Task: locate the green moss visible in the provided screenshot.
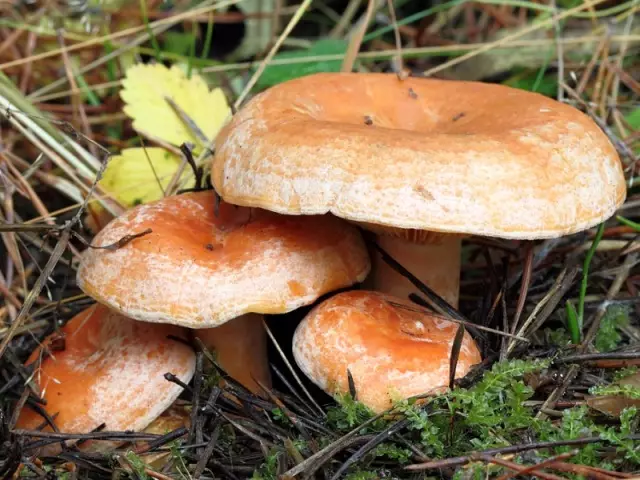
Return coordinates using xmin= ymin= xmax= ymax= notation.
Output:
xmin=595 ymin=305 xmax=630 ymax=352
xmin=329 ymin=359 xmax=640 ymax=476
xmin=326 ymin=392 xmax=381 ymax=432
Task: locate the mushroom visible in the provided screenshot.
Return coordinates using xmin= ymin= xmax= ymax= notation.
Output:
xmin=16 ymin=304 xmax=195 ymax=444
xmin=77 ymin=190 xmax=371 ymax=393
xmin=292 ymin=290 xmax=481 ymax=412
xmin=212 ymin=72 xmax=626 ymax=307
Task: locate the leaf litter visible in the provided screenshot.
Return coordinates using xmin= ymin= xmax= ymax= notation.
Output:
xmin=1 ymin=1 xmax=640 ymax=478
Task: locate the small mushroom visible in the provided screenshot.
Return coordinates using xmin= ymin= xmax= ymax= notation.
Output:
xmin=77 ymin=191 xmax=371 ymax=393
xmin=16 ymin=304 xmax=195 ymax=442
xmin=213 ymin=72 xmax=626 ymax=307
xmin=292 ymin=290 xmax=481 ymax=412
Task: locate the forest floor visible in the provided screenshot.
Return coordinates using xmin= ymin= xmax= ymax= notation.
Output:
xmin=1 ymin=0 xmax=640 ymax=478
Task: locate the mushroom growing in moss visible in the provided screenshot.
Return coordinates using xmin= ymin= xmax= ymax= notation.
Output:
xmin=292 ymin=290 xmax=481 ymax=412
xmin=212 ymin=71 xmax=626 ymax=410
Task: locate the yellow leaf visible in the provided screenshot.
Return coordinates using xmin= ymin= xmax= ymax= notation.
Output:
xmin=120 ymin=63 xmax=231 ymax=150
xmin=99 ymin=147 xmax=194 ymax=208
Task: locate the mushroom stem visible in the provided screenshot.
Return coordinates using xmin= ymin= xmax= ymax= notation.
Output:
xmin=370 ymin=235 xmax=461 ymax=308
xmin=195 ymin=313 xmax=271 ymax=394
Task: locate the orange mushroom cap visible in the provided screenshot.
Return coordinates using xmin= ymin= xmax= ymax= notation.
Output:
xmin=213 ymin=72 xmax=625 ymax=239
xmin=77 ymin=191 xmax=370 ymax=328
xmin=292 ymin=291 xmax=481 ymax=412
xmin=16 ymin=304 xmax=195 ymax=434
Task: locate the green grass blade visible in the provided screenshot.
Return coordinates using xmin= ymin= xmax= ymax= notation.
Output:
xmin=201 ymin=12 xmax=215 ymax=60
xmin=139 ymin=0 xmax=163 ymax=60
xmin=578 ymin=223 xmax=605 ymax=333
xmin=617 ymin=215 xmax=640 ymax=232
xmin=565 ymin=300 xmax=580 ymax=344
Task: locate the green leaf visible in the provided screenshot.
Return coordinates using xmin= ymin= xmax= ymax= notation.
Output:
xmin=504 ymin=72 xmax=557 ymax=97
xmin=120 ymin=63 xmax=231 ymax=150
xmin=98 ymin=147 xmax=194 ymax=208
xmin=162 ymin=31 xmax=198 ymax=56
xmin=256 ymin=39 xmax=348 ymax=90
xmin=625 ymin=108 xmax=640 ymax=130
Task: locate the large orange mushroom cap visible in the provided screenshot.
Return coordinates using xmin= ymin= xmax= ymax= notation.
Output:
xmin=77 ymin=191 xmax=370 ymax=328
xmin=213 ymin=72 xmax=626 ymax=307
xmin=16 ymin=304 xmax=195 ymax=434
xmin=292 ymin=291 xmax=482 ymax=413
xmin=212 ymin=72 xmax=625 ymax=239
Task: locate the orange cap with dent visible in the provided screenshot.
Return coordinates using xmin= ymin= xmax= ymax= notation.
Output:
xmin=77 ymin=191 xmax=371 ymax=328
xmin=16 ymin=304 xmax=195 ymax=434
xmin=292 ymin=290 xmax=481 ymax=412
xmin=213 ymin=72 xmax=625 ymax=239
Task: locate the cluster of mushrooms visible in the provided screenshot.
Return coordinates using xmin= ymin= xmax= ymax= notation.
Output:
xmin=18 ymin=72 xmax=626 ymax=443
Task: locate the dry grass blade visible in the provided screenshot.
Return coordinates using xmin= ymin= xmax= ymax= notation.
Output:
xmin=481 ymin=454 xmax=567 ymax=480
xmin=423 ymin=0 xmax=611 ymax=77
xmin=550 ymin=0 xmax=565 ymax=102
xmin=400 ymin=297 xmax=528 ymax=341
xmin=510 ymin=243 xmax=533 ymax=337
xmin=14 ymin=429 xmax=160 ymax=441
xmin=0 ymin=0 xmax=243 ymax=74
xmin=449 ymin=323 xmax=466 ymax=390
xmin=347 ymin=369 xmax=358 ymax=400
xmin=0 ymin=227 xmax=26 ymax=294
xmin=538 ymin=253 xmax=638 ymax=419
xmin=406 ymin=434 xmax=640 ymax=471
xmin=496 ymin=450 xmax=579 ymax=480
xmin=329 ymin=418 xmax=411 ymax=480
xmin=507 ymin=266 xmax=580 ymax=355
xmin=234 ymin=0 xmax=314 ymax=109
xmin=165 ymin=98 xmax=210 ymax=147
xmin=89 ymin=229 xmax=153 ymax=250
xmin=372 ymin=242 xmax=466 ymax=323
xmin=555 ymin=352 xmax=640 ymax=364
xmin=283 ymin=410 xmax=389 ymax=478
xmin=262 ymin=319 xmax=325 ymax=417
xmin=1 ymin=0 xmax=639 ymax=477
xmin=385 ymin=0 xmax=405 ymax=75
xmin=545 ymin=462 xmax=622 ymax=480
xmin=341 ymin=0 xmax=376 ymax=72
xmin=0 ymin=228 xmax=70 ymax=359
xmin=56 ymin=31 xmax=98 ymax=160
xmin=25 ymin=36 xmax=640 ymax=103
xmin=193 ymin=417 xmax=221 ymax=479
